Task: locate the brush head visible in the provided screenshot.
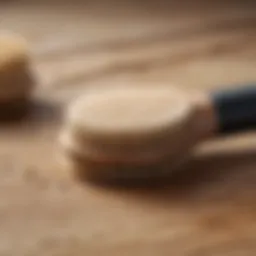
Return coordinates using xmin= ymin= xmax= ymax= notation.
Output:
xmin=0 ymin=32 xmax=29 ymax=69
xmin=0 ymin=32 xmax=34 ymax=120
xmin=59 ymin=85 xmax=197 ymax=181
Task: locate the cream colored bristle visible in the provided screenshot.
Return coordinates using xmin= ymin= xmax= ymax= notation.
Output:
xmin=59 ymin=85 xmax=198 ymax=181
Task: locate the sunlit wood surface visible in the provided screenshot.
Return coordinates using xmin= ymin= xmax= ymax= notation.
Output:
xmin=0 ymin=0 xmax=256 ymax=255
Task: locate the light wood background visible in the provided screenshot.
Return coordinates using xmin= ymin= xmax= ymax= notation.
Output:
xmin=0 ymin=0 xmax=256 ymax=255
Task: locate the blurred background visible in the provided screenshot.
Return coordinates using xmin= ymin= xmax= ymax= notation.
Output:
xmin=0 ymin=1 xmax=256 ymax=255
xmin=0 ymin=0 xmax=255 ymax=102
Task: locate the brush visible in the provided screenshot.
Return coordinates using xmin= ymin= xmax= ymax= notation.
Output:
xmin=58 ymin=84 xmax=256 ymax=181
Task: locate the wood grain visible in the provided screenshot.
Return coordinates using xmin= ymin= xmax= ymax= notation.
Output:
xmin=0 ymin=0 xmax=256 ymax=255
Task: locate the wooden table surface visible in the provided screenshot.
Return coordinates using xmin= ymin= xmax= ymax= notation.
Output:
xmin=0 ymin=0 xmax=256 ymax=255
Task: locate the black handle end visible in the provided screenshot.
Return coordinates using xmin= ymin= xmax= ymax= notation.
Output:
xmin=212 ymin=84 xmax=256 ymax=134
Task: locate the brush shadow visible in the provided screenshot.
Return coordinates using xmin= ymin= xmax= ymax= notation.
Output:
xmin=28 ymin=99 xmax=63 ymax=124
xmin=0 ymin=99 xmax=63 ymax=129
xmin=83 ymin=148 xmax=256 ymax=203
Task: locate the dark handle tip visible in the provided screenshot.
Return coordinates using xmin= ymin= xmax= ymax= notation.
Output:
xmin=212 ymin=84 xmax=256 ymax=134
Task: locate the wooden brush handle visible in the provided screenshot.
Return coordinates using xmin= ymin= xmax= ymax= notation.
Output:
xmin=212 ymin=85 xmax=256 ymax=134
